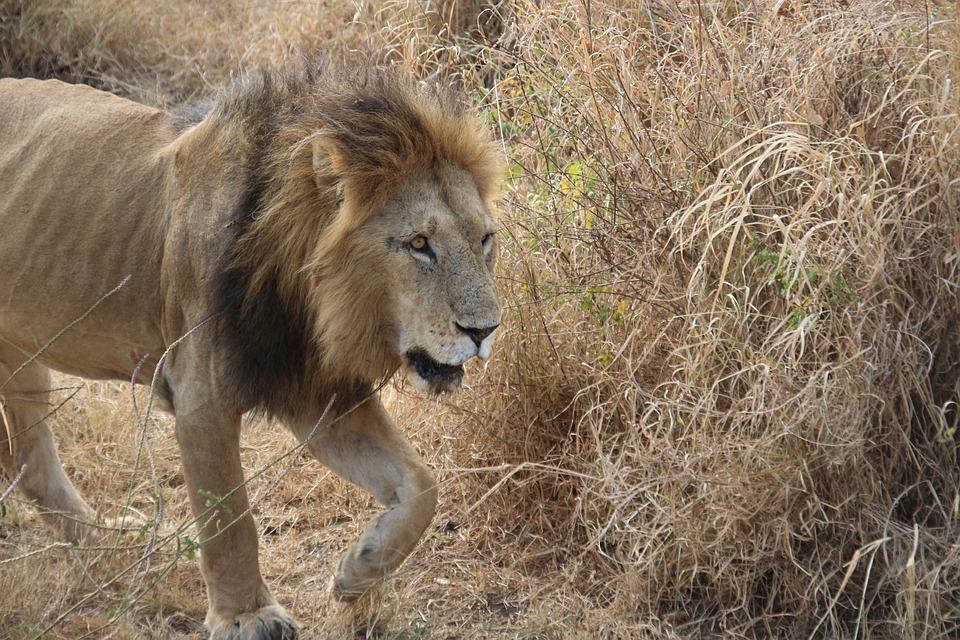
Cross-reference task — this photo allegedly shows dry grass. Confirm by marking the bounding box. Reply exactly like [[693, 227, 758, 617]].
[[2, 0, 960, 638]]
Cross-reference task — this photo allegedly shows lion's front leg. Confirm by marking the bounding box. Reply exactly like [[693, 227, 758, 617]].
[[174, 406, 297, 640], [292, 396, 438, 601]]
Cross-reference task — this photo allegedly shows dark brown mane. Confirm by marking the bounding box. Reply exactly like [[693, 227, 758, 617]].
[[206, 61, 502, 418]]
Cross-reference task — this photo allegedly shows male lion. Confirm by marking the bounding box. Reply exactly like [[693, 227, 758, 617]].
[[0, 64, 502, 639]]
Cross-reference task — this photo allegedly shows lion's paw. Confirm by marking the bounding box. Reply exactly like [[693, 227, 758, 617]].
[[59, 514, 99, 546], [328, 571, 383, 604], [207, 605, 298, 640]]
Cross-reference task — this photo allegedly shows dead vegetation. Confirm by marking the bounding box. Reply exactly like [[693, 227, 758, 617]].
[[1, 0, 959, 638]]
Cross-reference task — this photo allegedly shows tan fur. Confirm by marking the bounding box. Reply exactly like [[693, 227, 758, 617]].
[[0, 65, 502, 640]]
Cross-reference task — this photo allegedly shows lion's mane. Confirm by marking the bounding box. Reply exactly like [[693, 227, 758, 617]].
[[203, 64, 503, 418]]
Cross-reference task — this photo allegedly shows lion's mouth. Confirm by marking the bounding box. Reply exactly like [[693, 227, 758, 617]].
[[405, 349, 464, 392], [406, 349, 463, 380]]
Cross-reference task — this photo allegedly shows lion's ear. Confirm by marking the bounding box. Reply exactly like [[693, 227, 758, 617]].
[[312, 126, 403, 219]]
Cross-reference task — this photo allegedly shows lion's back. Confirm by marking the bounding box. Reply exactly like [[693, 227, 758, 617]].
[[0, 78, 169, 173], [0, 76, 156, 116]]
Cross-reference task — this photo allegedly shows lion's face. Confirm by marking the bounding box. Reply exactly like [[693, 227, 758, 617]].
[[370, 163, 501, 394]]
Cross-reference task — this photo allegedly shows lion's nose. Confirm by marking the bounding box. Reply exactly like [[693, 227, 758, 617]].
[[456, 322, 499, 347]]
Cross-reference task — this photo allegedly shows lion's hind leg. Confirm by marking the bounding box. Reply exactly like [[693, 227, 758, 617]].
[[293, 396, 439, 602], [0, 348, 97, 543]]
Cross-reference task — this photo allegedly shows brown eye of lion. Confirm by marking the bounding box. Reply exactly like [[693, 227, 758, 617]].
[[410, 236, 428, 251]]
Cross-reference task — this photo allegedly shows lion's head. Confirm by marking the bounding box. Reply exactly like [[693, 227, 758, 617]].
[[361, 165, 501, 393], [213, 65, 504, 411]]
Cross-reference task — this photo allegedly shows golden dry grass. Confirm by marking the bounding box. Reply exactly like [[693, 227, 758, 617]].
[[2, 0, 960, 638]]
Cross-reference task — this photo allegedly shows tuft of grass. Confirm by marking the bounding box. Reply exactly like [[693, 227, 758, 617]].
[[2, 0, 959, 638]]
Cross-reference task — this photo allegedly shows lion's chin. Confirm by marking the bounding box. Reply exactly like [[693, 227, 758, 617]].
[[405, 349, 465, 395]]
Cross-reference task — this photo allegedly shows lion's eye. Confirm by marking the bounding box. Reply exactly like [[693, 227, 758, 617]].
[[409, 235, 436, 261]]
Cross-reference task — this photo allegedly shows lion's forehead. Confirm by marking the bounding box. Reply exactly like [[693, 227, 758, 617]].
[[386, 173, 494, 240]]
